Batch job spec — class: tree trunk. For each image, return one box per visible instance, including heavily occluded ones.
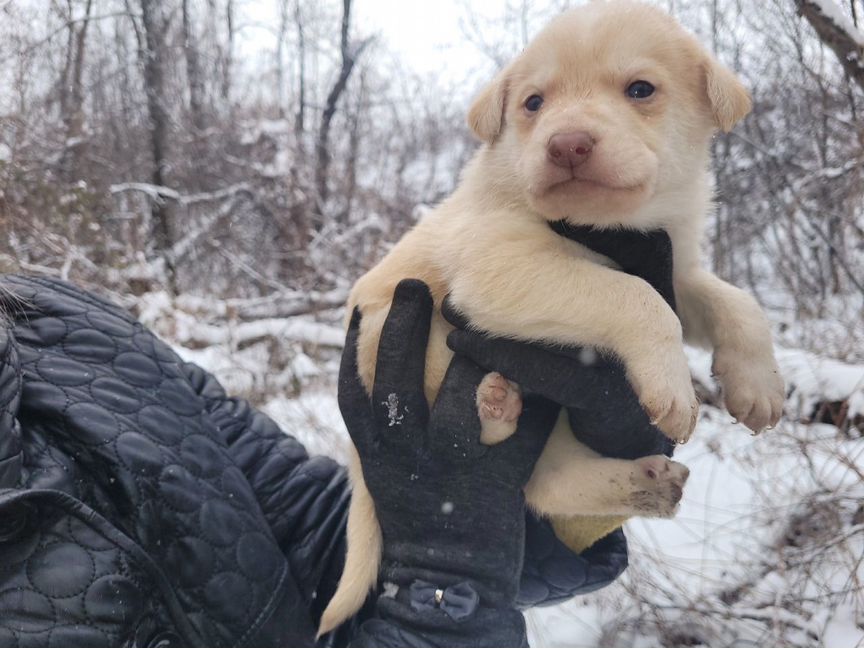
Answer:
[288,0,310,251]
[222,0,234,101]
[139,0,178,294]
[338,70,365,225]
[59,1,74,118]
[182,0,207,134]
[60,0,94,180]
[315,0,369,211]
[276,0,289,119]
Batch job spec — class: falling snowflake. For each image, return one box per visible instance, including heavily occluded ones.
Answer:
[579,346,598,365]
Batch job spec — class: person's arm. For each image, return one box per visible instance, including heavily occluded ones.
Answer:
[182,340,632,646]
[181,361,353,631]
[185,275,666,647]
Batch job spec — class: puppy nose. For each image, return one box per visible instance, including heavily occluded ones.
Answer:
[547,131,595,168]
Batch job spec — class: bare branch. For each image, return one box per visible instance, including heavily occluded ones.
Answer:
[794,0,864,91]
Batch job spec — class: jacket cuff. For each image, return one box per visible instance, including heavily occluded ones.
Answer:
[516,513,628,608]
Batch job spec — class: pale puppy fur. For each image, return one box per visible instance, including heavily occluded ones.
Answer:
[318,0,785,635]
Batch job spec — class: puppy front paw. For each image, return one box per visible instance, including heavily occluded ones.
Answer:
[713,348,784,433]
[628,455,690,517]
[630,351,699,444]
[476,372,522,445]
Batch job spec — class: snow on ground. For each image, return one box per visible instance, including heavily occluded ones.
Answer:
[141,292,864,648]
[263,389,348,460]
[529,408,864,647]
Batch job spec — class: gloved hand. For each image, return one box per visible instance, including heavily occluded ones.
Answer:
[341,279,560,648]
[442,224,678,461]
[442,300,672,460]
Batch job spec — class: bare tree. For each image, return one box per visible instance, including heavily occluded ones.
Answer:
[59,0,94,179]
[276,0,290,119]
[222,0,234,101]
[139,0,177,293]
[294,0,307,135]
[182,0,207,134]
[288,0,310,247]
[315,0,370,209]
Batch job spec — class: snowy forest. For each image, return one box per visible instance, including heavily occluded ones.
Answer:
[1,0,863,646]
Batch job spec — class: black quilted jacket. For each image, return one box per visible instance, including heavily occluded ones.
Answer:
[0,275,627,648]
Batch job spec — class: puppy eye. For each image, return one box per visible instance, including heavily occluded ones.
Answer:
[524,94,544,112]
[626,81,655,99]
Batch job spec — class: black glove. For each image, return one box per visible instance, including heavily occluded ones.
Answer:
[443,302,672,460]
[342,280,559,648]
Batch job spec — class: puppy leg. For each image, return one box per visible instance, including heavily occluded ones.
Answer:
[525,414,689,519]
[450,230,698,443]
[675,268,784,432]
[476,372,522,445]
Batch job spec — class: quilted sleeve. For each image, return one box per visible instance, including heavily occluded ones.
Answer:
[184,360,628,628]
[0,328,22,488]
[2,275,318,648]
[517,515,628,608]
[182,362,350,627]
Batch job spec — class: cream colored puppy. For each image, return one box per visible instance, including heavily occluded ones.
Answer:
[318,0,784,635]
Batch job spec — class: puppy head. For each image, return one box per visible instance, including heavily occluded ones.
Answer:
[467,0,751,228]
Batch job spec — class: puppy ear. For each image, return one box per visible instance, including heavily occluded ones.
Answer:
[704,58,751,132]
[467,70,509,143]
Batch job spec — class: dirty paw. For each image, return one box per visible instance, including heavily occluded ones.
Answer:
[628,455,690,517]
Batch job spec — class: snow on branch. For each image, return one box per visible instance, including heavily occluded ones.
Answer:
[181,183,252,206]
[110,182,180,203]
[229,288,349,321]
[795,0,864,91]
[181,317,345,350]
[808,0,864,47]
[109,182,251,206]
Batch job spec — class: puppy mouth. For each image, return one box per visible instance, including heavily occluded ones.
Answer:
[547,173,645,194]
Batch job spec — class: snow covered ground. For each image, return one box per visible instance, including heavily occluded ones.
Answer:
[137,292,864,648]
[532,348,864,647]
[529,413,864,647]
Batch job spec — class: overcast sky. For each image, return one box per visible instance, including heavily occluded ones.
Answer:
[241,0,526,85]
[356,0,485,74]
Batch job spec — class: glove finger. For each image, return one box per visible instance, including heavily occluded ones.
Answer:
[337,308,376,453]
[448,329,670,458]
[446,330,579,403]
[442,295,591,365]
[443,301,596,365]
[372,279,433,433]
[448,329,641,409]
[429,354,489,459]
[570,403,675,459]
